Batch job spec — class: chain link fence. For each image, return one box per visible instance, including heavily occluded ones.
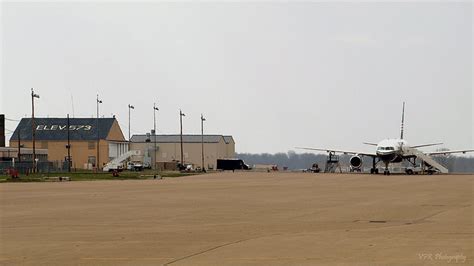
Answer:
[0,160,73,175]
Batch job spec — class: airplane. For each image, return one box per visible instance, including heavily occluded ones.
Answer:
[297,102,474,175]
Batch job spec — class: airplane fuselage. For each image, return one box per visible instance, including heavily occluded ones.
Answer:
[376,139,407,164]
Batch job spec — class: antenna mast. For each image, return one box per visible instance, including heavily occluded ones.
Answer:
[400,102,405,139]
[70,92,75,118]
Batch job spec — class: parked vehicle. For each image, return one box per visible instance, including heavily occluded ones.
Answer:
[127,162,143,171]
[216,159,250,171]
[309,163,320,173]
[405,165,439,175]
[176,163,195,172]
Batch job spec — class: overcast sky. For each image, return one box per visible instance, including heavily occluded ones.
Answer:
[1,1,472,154]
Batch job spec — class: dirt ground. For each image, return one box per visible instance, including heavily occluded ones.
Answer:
[1,172,473,265]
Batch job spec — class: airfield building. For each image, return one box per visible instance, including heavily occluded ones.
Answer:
[130,134,235,170]
[10,117,128,169]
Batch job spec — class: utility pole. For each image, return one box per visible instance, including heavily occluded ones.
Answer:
[31,88,40,173]
[179,110,185,166]
[96,94,102,169]
[128,104,134,149]
[153,103,159,170]
[67,114,71,172]
[201,114,206,172]
[17,129,21,163]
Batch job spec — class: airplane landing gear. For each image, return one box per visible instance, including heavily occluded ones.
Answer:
[370,168,379,174]
[370,157,379,174]
[383,162,390,175]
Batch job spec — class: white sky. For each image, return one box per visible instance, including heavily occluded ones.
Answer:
[1,1,472,154]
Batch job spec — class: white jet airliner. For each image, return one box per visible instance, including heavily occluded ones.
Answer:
[297,103,474,175]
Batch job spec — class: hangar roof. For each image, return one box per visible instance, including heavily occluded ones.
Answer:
[131,134,234,144]
[10,118,120,141]
[223,136,234,144]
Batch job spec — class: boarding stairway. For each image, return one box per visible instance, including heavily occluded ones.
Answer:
[324,152,342,173]
[402,147,449,174]
[103,150,141,172]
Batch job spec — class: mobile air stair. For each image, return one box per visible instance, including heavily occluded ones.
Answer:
[402,147,448,174]
[324,152,342,173]
[103,150,141,172]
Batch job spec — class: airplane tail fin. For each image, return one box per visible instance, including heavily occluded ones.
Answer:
[400,102,405,140]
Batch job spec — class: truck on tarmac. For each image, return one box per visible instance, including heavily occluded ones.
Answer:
[216,159,250,171]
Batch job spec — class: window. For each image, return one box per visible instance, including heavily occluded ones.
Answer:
[88,141,95,150]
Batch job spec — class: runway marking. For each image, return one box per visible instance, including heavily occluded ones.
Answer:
[0,257,28,262]
[162,239,252,265]
[224,257,321,260]
[163,234,281,265]
[81,257,175,261]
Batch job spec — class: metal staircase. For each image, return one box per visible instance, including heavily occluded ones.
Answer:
[324,152,342,173]
[402,147,448,174]
[103,150,141,172]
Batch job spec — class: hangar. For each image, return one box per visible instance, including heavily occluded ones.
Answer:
[10,117,128,169]
[130,134,235,170]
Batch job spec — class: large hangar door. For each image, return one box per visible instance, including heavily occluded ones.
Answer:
[109,142,128,161]
[109,143,118,160]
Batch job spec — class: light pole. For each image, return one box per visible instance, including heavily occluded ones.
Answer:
[179,110,185,166]
[96,94,102,169]
[128,104,134,149]
[67,114,71,172]
[153,103,159,170]
[31,88,40,173]
[201,114,206,172]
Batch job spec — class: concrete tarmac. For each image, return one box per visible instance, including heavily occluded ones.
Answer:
[1,172,472,265]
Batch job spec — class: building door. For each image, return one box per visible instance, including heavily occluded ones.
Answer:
[88,156,96,167]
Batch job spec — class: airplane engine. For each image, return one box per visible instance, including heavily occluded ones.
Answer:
[349,155,363,171]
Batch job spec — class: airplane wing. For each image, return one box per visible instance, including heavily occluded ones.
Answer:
[295,147,377,157]
[411,143,443,149]
[363,142,378,146]
[427,149,474,156]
